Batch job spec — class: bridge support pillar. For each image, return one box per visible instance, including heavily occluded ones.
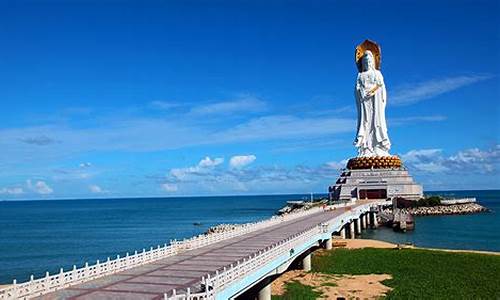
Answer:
[302,253,312,271]
[258,282,271,300]
[360,214,365,230]
[340,227,346,239]
[355,218,361,235]
[370,212,378,228]
[349,221,355,239]
[325,238,333,250]
[364,214,369,229]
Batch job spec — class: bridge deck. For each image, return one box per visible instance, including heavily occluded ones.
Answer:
[39,207,352,300]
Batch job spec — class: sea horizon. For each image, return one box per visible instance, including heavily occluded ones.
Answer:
[2,188,499,202]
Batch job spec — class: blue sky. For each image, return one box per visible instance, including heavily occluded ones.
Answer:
[0,0,499,199]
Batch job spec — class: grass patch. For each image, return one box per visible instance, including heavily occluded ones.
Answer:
[313,248,500,299]
[271,281,322,300]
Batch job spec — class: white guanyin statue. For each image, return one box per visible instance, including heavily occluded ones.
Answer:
[354,41,391,157]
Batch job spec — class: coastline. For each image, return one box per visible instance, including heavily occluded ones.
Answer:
[333,238,500,255]
[384,203,489,216]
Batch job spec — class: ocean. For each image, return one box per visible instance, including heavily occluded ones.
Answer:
[361,190,500,252]
[0,190,498,284]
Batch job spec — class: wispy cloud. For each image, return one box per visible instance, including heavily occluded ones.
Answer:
[27,180,53,194]
[325,159,349,170]
[214,115,354,143]
[401,145,500,174]
[160,183,178,192]
[389,115,447,126]
[52,163,97,181]
[0,186,24,195]
[89,184,108,194]
[270,139,345,154]
[189,95,267,116]
[229,155,256,168]
[169,156,224,181]
[0,114,355,163]
[149,101,184,110]
[79,162,92,168]
[19,135,59,146]
[401,149,443,163]
[391,75,491,106]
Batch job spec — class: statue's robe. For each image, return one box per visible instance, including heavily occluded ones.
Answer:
[354,68,391,157]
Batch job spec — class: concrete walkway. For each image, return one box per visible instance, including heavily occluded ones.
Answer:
[38,207,351,300]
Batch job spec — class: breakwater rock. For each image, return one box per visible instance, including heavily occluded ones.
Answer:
[384,203,489,216]
[205,223,243,234]
[204,217,280,235]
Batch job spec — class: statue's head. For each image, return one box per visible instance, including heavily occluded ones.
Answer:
[362,50,375,71]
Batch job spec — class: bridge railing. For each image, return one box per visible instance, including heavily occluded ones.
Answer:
[165,201,385,300]
[171,205,326,251]
[165,224,321,300]
[0,244,179,300]
[0,203,327,300]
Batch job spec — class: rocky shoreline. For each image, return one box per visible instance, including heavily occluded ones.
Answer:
[205,223,244,234]
[383,203,489,216]
[205,202,489,235]
[204,206,315,235]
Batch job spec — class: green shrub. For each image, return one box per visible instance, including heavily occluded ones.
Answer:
[416,196,442,207]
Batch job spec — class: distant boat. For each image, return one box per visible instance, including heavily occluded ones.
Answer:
[193,222,203,226]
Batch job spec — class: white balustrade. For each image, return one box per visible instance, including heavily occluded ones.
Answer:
[164,201,386,300]
[0,203,329,300]
[1,201,387,300]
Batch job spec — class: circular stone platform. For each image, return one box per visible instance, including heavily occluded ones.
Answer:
[347,156,402,170]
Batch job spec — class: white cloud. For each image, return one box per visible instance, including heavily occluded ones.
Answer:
[391,75,491,106]
[230,155,256,168]
[199,156,224,168]
[161,183,178,192]
[401,146,499,174]
[89,184,106,193]
[189,95,267,115]
[79,162,92,168]
[389,115,447,126]
[157,145,500,195]
[170,156,224,180]
[401,149,443,163]
[0,186,24,195]
[149,101,183,110]
[159,158,344,194]
[413,162,449,173]
[27,180,53,194]
[325,159,349,170]
[52,167,93,181]
[214,115,354,143]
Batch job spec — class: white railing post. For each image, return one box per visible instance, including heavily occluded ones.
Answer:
[11,279,17,298]
[59,268,64,286]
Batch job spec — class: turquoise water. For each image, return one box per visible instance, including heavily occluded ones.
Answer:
[361,190,500,252]
[0,190,498,284]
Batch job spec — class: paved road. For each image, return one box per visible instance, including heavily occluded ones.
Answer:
[39,207,350,300]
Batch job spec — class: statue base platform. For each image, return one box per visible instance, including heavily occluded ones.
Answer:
[329,157,423,201]
[347,155,402,169]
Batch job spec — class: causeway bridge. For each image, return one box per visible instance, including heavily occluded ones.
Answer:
[0,200,387,300]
